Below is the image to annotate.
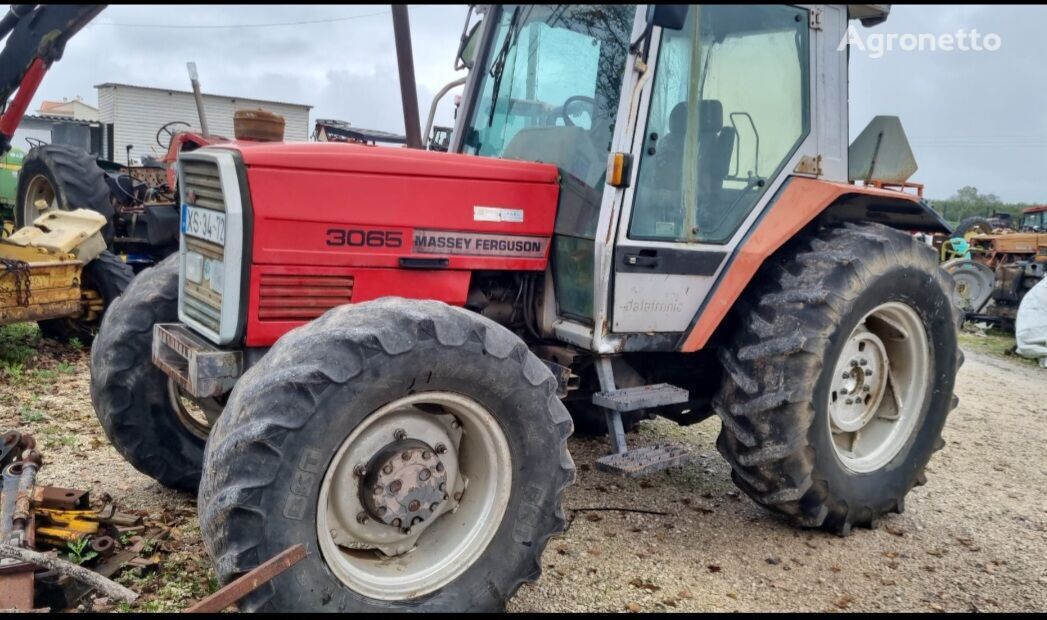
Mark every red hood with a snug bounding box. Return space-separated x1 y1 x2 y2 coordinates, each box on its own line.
209 140 559 185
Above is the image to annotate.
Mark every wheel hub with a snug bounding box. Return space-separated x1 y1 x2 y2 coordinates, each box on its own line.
317 392 513 601
829 330 888 433
826 302 931 474
360 439 448 531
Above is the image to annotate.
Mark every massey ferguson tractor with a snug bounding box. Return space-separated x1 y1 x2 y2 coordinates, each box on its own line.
85 4 956 612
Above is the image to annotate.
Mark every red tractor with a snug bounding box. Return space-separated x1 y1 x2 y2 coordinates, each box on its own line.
85 4 956 612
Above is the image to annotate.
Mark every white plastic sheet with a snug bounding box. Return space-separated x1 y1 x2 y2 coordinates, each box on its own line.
1015 276 1047 368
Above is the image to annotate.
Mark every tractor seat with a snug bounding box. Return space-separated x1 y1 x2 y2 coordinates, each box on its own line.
503 125 603 188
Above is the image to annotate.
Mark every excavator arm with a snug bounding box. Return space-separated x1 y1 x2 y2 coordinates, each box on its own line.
0 4 105 154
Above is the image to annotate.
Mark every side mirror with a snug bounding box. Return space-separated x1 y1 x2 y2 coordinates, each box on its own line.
457 20 482 69
649 5 688 31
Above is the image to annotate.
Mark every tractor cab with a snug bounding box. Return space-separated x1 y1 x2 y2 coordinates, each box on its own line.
449 4 900 351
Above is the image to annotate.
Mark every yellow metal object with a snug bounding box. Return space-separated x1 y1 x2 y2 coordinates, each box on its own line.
0 207 110 327
7 208 107 262
33 507 102 548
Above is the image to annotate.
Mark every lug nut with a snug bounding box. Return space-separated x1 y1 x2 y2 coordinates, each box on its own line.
841 372 850 379
356 511 369 524
438 482 446 492
453 491 463 502
864 385 871 392
353 464 366 477
435 443 447 454
850 360 859 367
450 417 461 429
394 429 407 441
402 451 411 461
840 387 849 395
859 359 868 366
389 479 402 493
435 462 444 473
408 500 421 512
392 518 401 528
429 503 439 512
422 451 432 460
382 464 393 475
419 468 431 481
412 516 423 526
378 506 388 516
845 398 854 405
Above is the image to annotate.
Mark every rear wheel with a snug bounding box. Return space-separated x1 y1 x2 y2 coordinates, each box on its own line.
89 254 212 492
716 223 960 534
198 298 574 612
15 145 114 240
952 216 993 239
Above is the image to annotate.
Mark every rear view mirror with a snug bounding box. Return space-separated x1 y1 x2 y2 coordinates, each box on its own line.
649 5 688 31
456 14 483 70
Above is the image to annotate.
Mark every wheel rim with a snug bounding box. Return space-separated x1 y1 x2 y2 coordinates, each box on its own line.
317 392 512 601
827 302 930 473
22 174 57 224
166 379 221 440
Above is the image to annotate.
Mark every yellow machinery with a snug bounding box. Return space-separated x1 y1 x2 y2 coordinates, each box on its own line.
0 208 107 327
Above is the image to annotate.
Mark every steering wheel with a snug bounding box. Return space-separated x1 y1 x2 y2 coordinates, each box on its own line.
156 121 192 149
561 95 598 128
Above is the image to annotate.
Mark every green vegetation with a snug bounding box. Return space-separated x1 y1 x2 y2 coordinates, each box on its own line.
929 186 1035 227
958 328 1039 367
0 322 38 370
66 537 99 565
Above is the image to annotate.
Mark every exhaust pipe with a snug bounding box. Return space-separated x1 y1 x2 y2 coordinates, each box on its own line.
186 61 210 138
391 5 422 149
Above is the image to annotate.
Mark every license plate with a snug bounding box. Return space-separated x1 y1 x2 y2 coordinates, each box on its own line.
181 204 226 245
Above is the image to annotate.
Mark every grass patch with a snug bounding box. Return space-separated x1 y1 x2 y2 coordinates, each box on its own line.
0 322 38 368
958 328 1040 367
18 404 44 424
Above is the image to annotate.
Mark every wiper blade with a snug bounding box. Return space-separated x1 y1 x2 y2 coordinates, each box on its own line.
487 6 521 127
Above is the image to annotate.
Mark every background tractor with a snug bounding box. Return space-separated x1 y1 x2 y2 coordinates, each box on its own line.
86 3 958 613
0 5 133 343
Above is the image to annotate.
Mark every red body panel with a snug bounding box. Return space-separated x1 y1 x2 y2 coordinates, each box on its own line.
228 142 561 347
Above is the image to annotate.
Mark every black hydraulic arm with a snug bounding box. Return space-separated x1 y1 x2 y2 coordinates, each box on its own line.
0 4 106 154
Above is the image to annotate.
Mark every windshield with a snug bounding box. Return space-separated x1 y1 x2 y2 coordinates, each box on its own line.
1023 211 1044 230
462 4 635 189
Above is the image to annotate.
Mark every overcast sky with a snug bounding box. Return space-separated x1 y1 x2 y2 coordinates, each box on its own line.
20 4 1047 203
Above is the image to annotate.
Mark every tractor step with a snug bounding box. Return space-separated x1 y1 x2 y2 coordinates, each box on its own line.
592 383 689 412
595 443 693 477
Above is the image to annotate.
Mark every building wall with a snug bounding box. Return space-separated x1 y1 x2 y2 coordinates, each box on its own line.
97 84 311 164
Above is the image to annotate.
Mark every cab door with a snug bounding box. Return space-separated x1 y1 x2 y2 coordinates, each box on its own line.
610 4 813 334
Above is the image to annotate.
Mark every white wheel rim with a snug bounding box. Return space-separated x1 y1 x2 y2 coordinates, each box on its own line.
316 392 512 601
23 174 57 223
828 302 930 473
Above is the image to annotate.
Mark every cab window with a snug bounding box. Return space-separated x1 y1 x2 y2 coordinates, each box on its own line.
629 5 810 243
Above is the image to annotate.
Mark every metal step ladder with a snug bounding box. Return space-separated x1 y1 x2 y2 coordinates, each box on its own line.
591 358 693 477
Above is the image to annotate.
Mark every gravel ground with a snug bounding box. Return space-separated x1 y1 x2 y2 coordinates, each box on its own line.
1 326 1045 612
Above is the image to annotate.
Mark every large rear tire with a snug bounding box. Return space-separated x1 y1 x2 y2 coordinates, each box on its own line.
15 145 114 240
198 298 574 612
89 254 214 492
715 223 960 534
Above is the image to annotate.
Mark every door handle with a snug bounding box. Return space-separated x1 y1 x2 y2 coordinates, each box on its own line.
623 253 660 269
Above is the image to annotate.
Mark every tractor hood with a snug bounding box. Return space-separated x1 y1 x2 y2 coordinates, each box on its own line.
227 140 559 185
193 141 563 347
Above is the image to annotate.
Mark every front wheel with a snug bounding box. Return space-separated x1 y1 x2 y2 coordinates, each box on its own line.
716 223 960 534
89 254 214 492
198 298 574 612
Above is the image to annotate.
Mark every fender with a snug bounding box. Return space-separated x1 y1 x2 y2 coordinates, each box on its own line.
677 176 948 352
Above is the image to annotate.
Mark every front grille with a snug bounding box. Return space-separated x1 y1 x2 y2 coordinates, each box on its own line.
181 160 224 334
258 273 354 321
182 160 225 211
